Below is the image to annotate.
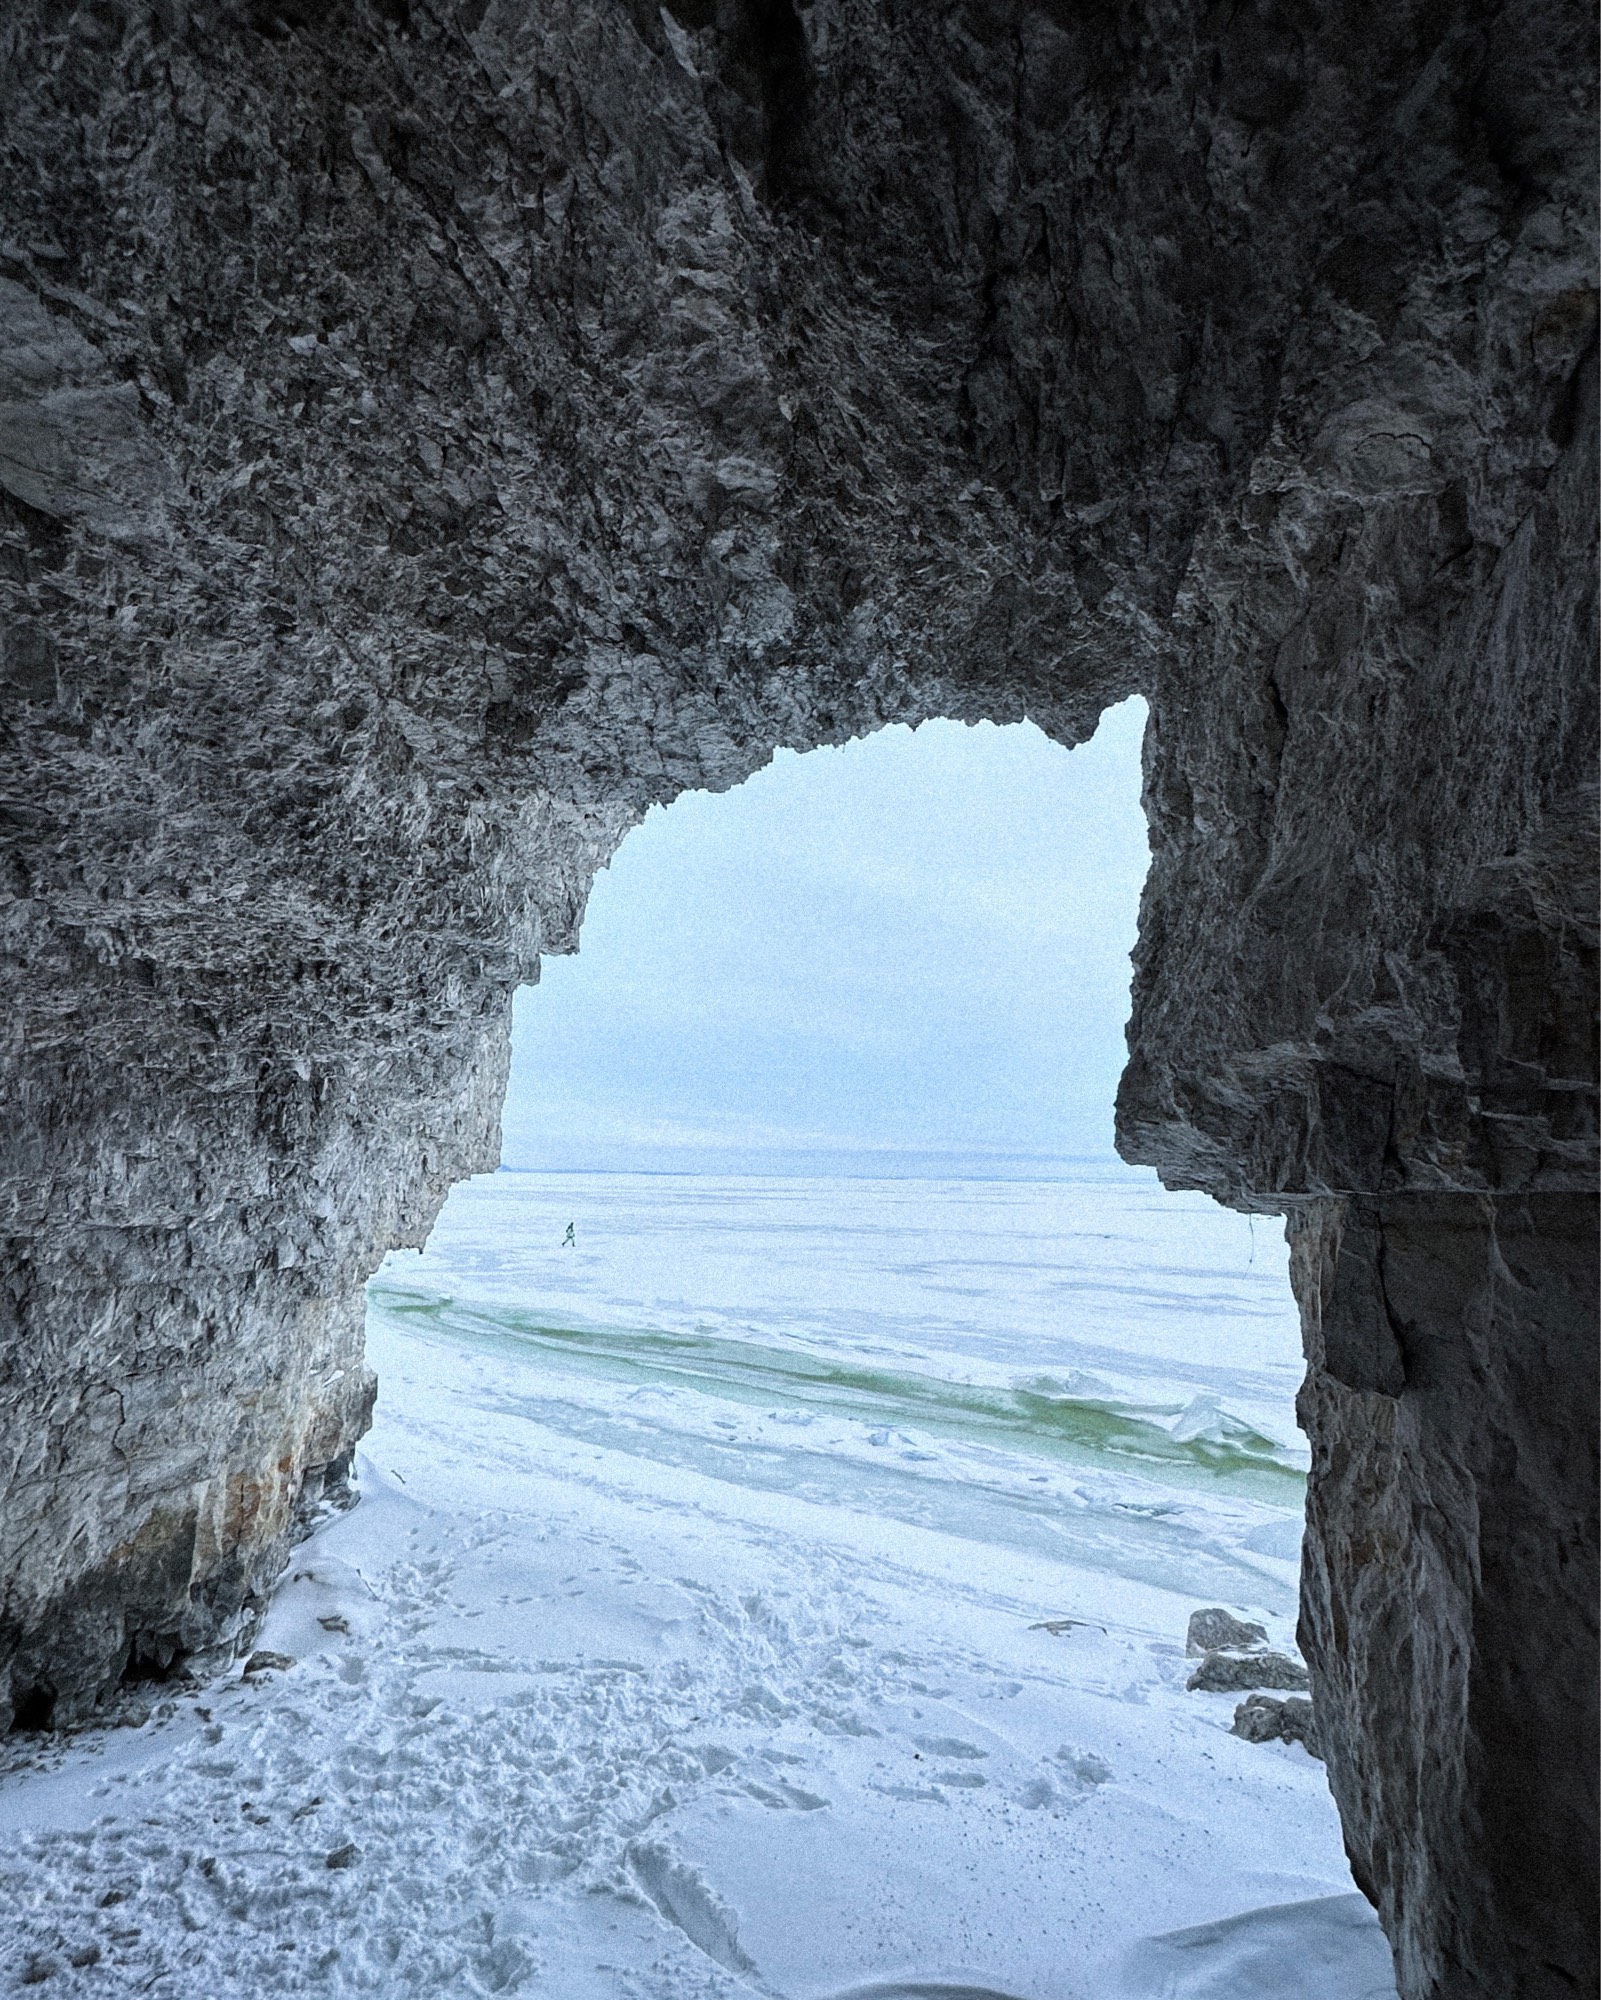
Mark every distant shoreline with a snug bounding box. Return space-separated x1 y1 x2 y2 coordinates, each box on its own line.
493 1156 1161 1185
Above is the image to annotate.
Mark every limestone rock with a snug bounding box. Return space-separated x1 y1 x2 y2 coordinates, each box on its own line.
1187 1650 1311 1695
1233 1695 1321 1760
1186 1609 1268 1657
240 1651 294 1680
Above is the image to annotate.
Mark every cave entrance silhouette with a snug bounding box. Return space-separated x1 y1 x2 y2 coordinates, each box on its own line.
356 700 1352 1991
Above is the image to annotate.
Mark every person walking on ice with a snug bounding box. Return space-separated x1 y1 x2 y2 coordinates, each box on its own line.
562 1222 576 1249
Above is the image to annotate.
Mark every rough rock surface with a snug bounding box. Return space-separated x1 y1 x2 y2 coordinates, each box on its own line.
1233 1692 1321 1758
1186 1606 1269 1656
1187 1648 1310 1695
0 4 1593 1997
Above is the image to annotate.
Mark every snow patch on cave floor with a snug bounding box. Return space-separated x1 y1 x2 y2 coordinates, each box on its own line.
0 1175 1397 1999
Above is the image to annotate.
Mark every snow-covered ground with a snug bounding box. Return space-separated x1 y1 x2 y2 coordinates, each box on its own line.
1 1173 1396 1999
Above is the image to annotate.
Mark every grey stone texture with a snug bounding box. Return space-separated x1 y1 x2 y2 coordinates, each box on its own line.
0 4 1593 1997
1187 1649 1310 1695
1233 1692 1321 1758
1185 1607 1269 1656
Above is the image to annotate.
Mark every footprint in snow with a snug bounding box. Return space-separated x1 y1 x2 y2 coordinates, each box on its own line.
626 1839 760 1979
912 1736 987 1759
743 1778 829 1810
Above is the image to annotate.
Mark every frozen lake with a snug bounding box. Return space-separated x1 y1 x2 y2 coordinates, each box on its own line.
1 1172 1395 1998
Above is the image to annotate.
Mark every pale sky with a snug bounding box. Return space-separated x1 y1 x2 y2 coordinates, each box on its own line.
499 697 1153 1177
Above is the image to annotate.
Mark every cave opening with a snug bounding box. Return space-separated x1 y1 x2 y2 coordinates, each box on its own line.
119 1634 191 1688
7 1680 57 1736
347 698 1374 1989
465 694 1317 1566
503 701 1159 1182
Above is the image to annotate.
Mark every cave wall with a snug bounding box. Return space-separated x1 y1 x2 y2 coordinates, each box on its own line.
0 3 1594 1995
1292 1192 1597 1996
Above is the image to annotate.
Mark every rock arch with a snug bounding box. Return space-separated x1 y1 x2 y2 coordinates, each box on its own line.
0 4 1593 1995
